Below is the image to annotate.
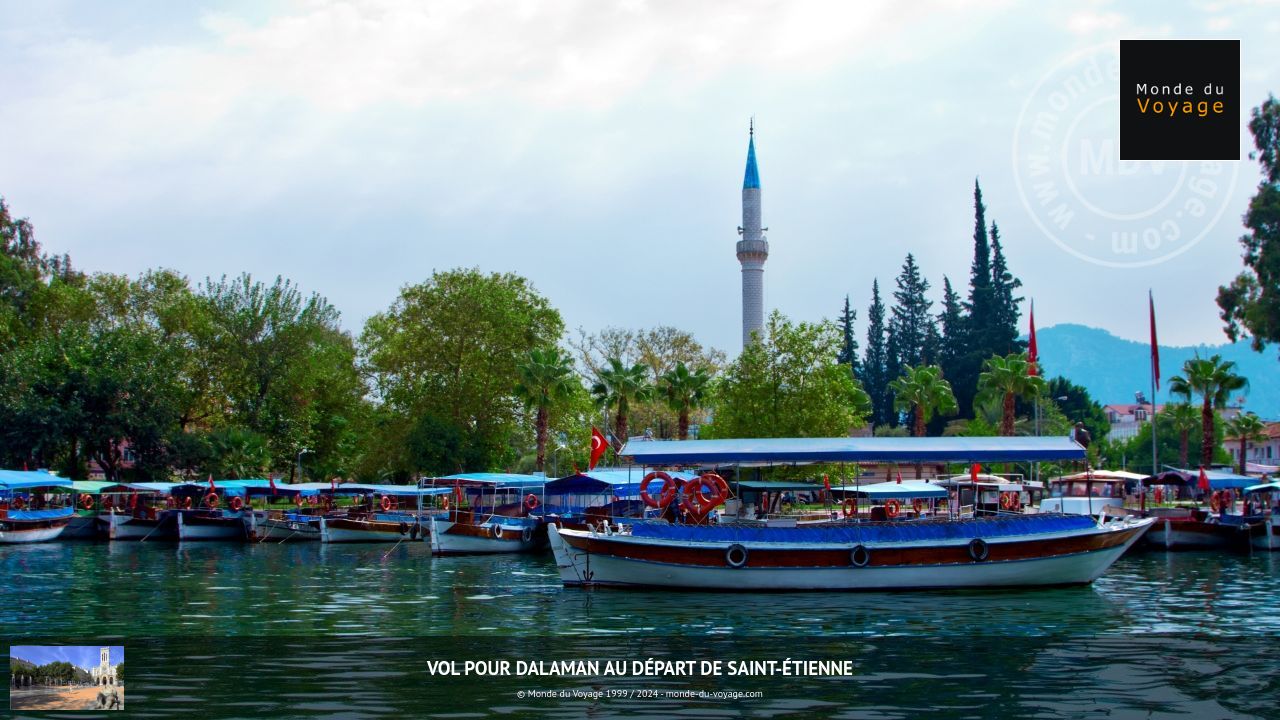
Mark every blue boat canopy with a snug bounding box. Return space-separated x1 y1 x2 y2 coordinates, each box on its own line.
0 469 73 490
1243 481 1280 494
544 469 695 497
830 480 948 500
1149 468 1257 490
338 483 451 497
619 437 1086 465
433 473 546 488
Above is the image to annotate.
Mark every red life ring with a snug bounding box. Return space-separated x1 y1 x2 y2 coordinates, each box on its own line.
912 498 925 514
80 494 94 510
843 498 856 519
1154 487 1164 504
692 473 730 512
884 499 902 518
380 495 393 512
640 471 676 508
1210 491 1223 512
12 497 25 510
442 496 450 511
294 494 304 507
524 493 540 511
205 493 220 509
183 496 193 510
1000 492 1017 510
165 496 177 509
229 496 243 511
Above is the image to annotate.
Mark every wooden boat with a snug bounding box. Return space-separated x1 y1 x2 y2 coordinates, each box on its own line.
0 470 75 543
1244 481 1280 551
313 482 446 543
177 509 246 541
61 480 116 539
547 436 1153 591
1141 469 1259 552
427 473 546 555
1040 470 1147 517
94 483 181 540
549 514 1154 590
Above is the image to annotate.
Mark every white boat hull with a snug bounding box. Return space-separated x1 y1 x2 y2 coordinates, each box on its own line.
319 516 424 543
429 517 539 555
0 524 67 544
547 518 1153 591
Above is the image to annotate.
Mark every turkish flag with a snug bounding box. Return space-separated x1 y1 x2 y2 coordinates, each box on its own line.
823 475 832 492
269 476 278 495
1150 291 1160 391
207 474 216 492
588 427 609 470
1027 300 1038 377
1198 466 1211 493
896 469 903 484
971 463 981 482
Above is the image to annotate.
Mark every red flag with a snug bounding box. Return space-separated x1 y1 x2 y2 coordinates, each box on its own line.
823 474 832 492
268 475 277 495
1150 290 1160 391
1027 300 1038 377
896 469 903 484
330 476 337 492
1198 466 1210 493
971 463 980 482
588 427 609 471
207 474 216 492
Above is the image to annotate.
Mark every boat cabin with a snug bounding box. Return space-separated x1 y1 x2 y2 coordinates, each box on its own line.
1042 470 1145 516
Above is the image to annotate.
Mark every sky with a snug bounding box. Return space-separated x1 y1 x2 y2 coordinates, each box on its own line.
11 645 124 670
1 0 1277 356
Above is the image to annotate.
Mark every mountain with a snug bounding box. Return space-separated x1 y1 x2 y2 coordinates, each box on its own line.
1036 324 1280 419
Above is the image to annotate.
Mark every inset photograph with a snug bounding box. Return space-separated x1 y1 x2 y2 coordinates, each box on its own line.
10 646 124 711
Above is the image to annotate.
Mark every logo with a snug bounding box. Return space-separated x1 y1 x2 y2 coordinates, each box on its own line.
1120 40 1239 160
1012 43 1240 268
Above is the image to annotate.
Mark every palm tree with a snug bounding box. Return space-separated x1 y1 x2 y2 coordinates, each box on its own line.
659 361 711 440
514 347 578 472
1164 403 1200 468
889 365 958 437
591 357 654 450
1224 413 1268 475
1169 354 1248 466
975 353 1046 436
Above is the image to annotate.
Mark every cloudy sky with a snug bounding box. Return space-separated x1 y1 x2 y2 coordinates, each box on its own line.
1 0 1277 355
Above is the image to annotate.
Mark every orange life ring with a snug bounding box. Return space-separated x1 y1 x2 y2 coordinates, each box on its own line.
441 495 450 511
1210 491 1223 512
1000 492 1016 510
204 493 219 509
524 493 540 511
294 494 304 507
12 497 25 510
692 473 730 512
912 498 925 514
843 497 857 519
884 499 902 518
183 496 193 510
165 496 177 509
380 495 393 512
80 493 94 510
229 496 243 511
640 471 676 508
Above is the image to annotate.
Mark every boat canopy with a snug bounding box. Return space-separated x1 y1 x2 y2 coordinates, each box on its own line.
830 480 948 500
433 473 546 488
1054 470 1148 482
543 470 694 497
1147 468 1257 490
1243 481 1280 494
71 480 115 494
339 483 452 496
619 436 1086 465
113 482 180 494
0 469 73 490
735 480 824 492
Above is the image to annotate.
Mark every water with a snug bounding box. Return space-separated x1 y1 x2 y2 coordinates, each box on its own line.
4 542 1279 718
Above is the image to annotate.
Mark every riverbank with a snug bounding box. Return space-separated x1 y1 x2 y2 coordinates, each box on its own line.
10 684 124 710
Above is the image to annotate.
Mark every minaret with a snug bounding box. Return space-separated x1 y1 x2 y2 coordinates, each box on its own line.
737 121 768 347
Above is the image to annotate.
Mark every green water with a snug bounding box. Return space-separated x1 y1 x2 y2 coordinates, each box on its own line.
4 542 1280 718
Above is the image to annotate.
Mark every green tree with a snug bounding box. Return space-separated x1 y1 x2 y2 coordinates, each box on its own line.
1044 376 1110 443
861 280 891 427
659 361 711 440
965 179 995 348
836 296 860 379
888 254 934 368
889 364 958 437
1224 412 1268 475
1163 402 1200 468
361 268 563 474
514 347 578 471
1168 354 1248 466
704 311 871 439
1218 95 1280 354
976 353 1046 436
988 223 1024 355
591 358 653 448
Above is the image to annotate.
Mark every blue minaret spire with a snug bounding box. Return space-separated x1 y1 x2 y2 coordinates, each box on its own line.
736 118 768 347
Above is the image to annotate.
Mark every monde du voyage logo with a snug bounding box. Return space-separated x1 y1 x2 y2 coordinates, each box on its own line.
1121 39 1239 160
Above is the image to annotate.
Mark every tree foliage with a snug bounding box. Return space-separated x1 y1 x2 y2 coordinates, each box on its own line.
703 311 870 439
889 364 957 437
1168 354 1248 466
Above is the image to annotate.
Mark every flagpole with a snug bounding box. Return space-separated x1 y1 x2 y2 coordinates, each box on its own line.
1147 290 1159 512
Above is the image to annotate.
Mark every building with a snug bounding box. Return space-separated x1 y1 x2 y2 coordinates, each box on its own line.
1225 420 1280 470
1103 403 1166 442
736 121 768 348
90 647 118 686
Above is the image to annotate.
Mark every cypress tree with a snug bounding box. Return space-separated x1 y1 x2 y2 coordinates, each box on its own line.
965 179 995 352
937 276 965 369
884 323 902 428
862 280 891 427
888 253 933 368
837 295 860 379
988 222 1025 355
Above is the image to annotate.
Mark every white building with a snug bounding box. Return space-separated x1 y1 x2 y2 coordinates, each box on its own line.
90 647 118 686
